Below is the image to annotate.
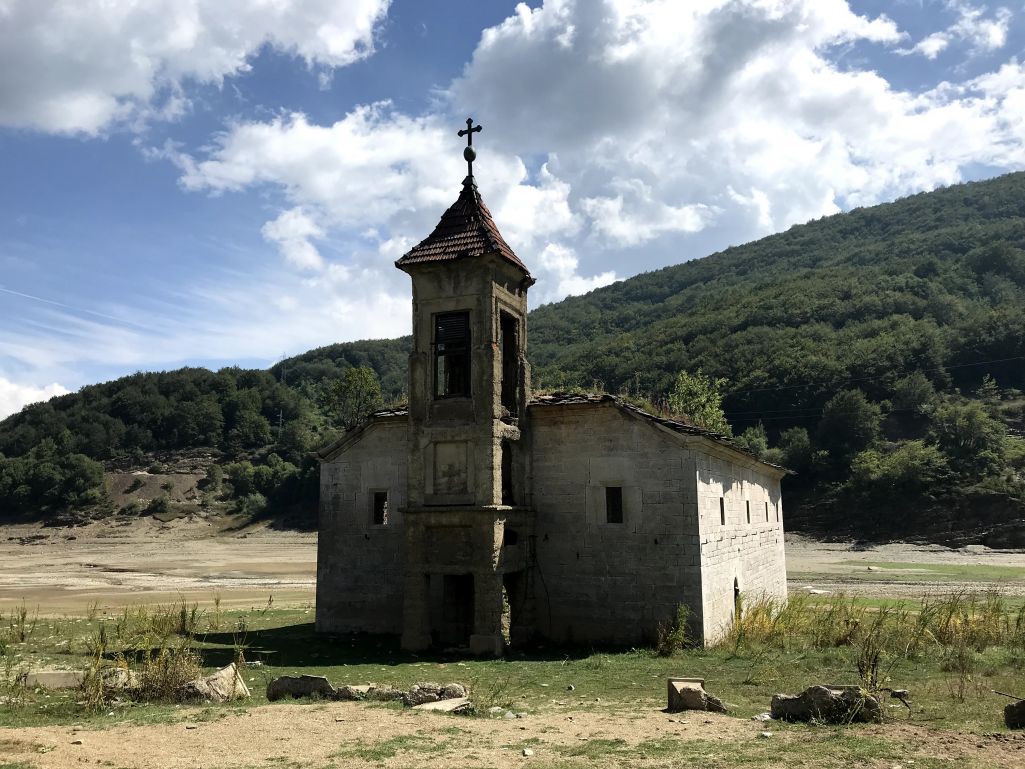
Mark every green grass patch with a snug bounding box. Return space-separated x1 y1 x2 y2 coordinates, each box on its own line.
841 561 1025 581
2 591 1024 740
332 732 442 761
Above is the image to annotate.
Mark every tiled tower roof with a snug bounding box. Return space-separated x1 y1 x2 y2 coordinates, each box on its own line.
395 175 533 279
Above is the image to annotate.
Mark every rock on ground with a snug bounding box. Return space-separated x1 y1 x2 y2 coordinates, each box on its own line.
412 697 472 713
667 678 727 713
266 675 336 702
18 670 85 690
1005 699 1025 729
771 685 882 724
180 663 251 703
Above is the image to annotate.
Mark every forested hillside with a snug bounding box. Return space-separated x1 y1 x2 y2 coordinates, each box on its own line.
3 172 1025 541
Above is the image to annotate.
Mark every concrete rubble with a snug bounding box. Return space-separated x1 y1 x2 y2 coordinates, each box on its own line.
264 676 471 710
666 677 727 713
770 685 882 724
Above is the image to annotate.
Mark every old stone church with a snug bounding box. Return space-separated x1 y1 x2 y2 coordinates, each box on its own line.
317 123 787 655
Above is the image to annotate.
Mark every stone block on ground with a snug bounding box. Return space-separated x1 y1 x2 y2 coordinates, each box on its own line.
365 684 405 702
403 681 468 707
770 685 881 724
19 670 85 690
266 675 335 702
1005 699 1025 729
336 684 372 701
412 696 472 713
180 663 250 703
667 677 727 713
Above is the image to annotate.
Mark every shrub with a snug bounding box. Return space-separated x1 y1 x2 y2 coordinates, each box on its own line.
655 604 692 656
145 495 171 515
235 492 267 516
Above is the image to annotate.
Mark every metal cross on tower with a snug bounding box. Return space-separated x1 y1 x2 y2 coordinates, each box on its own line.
458 117 482 178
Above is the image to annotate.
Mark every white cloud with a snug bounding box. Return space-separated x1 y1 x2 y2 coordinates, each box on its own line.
0 377 69 421
903 2 1012 59
13 0 1025 398
0 0 390 134
534 244 618 304
261 208 326 271
581 180 717 247
170 0 1025 341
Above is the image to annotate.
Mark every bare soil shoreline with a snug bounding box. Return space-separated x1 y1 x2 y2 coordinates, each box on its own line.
2 520 1025 615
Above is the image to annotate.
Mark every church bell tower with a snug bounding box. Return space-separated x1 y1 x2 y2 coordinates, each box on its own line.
394 119 535 655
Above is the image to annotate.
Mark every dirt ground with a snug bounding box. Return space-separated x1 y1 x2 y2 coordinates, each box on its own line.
2 519 1023 616
3 520 1025 767
2 701 1025 769
0 517 316 615
785 533 1025 598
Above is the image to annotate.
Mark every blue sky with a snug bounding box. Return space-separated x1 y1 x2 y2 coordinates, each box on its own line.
1 0 1024 418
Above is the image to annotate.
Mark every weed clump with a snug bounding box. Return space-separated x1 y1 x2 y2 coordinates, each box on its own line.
655 604 692 656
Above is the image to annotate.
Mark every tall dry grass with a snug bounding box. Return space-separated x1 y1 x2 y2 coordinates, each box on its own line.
714 590 1025 700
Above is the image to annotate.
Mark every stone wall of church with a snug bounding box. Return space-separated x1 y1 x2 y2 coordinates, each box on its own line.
316 420 408 634
694 450 787 642
528 402 705 645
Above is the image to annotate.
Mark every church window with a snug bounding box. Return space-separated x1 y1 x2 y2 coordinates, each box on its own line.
500 312 519 415
371 490 389 526
719 497 726 526
605 486 624 524
746 500 751 524
434 311 471 397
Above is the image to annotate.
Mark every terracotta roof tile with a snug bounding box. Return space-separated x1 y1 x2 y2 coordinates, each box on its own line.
396 176 532 278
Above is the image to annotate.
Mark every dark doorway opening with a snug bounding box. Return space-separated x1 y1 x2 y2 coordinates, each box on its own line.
428 573 475 648
500 312 519 415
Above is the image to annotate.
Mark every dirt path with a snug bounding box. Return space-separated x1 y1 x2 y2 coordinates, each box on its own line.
2 701 1023 769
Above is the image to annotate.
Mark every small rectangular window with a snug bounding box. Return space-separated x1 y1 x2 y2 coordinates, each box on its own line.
605 486 624 524
719 497 726 526
434 311 471 397
776 504 780 523
765 501 769 522
372 491 389 526
746 500 751 524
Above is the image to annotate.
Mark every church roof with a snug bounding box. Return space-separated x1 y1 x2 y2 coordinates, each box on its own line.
318 392 787 473
529 392 789 472
395 176 533 279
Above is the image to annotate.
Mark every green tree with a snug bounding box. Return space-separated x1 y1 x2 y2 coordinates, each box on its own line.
848 441 950 499
929 401 1006 479
667 371 732 436
734 423 768 458
891 373 936 416
816 389 881 467
330 366 383 430
777 427 812 473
